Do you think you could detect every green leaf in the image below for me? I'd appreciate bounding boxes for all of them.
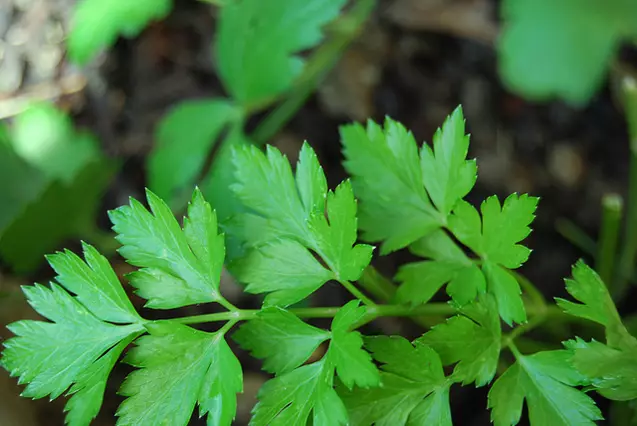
[480,194,538,268]
[232,144,310,243]
[556,260,637,348]
[1,283,142,417]
[498,0,637,105]
[65,335,137,426]
[230,143,372,305]
[216,0,346,106]
[308,181,375,281]
[328,301,380,389]
[0,105,114,273]
[565,338,637,401]
[232,307,330,375]
[420,105,477,216]
[0,143,47,235]
[233,239,333,307]
[488,350,602,426]
[149,99,238,209]
[448,194,537,324]
[110,188,225,308]
[117,322,242,426]
[482,261,526,326]
[0,160,115,273]
[396,229,485,306]
[339,336,451,425]
[251,358,347,426]
[418,294,500,386]
[340,118,440,253]
[46,242,139,324]
[9,104,99,184]
[68,0,172,64]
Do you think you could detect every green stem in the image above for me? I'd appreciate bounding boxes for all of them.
[502,313,549,348]
[507,340,522,359]
[555,218,597,256]
[358,265,397,302]
[617,75,637,299]
[597,193,623,287]
[250,0,376,144]
[218,297,239,312]
[338,278,376,306]
[169,303,456,325]
[218,319,238,335]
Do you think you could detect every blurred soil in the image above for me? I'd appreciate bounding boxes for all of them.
[0,0,635,424]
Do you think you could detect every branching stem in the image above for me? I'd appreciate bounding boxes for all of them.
[169,303,457,325]
[338,278,376,306]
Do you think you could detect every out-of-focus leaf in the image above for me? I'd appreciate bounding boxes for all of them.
[149,99,238,209]
[0,160,116,273]
[0,144,47,235]
[9,104,99,184]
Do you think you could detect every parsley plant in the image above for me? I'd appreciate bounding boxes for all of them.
[3,106,637,425]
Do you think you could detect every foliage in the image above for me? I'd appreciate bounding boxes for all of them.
[498,0,637,105]
[0,104,114,273]
[147,0,356,215]
[67,0,172,64]
[4,106,637,425]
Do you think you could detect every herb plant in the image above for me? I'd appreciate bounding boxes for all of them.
[3,106,637,425]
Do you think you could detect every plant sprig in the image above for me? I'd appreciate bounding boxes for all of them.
[3,106,637,425]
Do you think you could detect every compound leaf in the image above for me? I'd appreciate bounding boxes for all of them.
[340,118,440,253]
[481,194,538,268]
[565,338,637,401]
[216,0,346,106]
[117,322,242,426]
[233,307,330,375]
[556,260,637,348]
[65,335,137,426]
[339,336,451,426]
[251,359,346,426]
[2,282,142,424]
[308,181,375,281]
[46,242,140,324]
[233,239,333,307]
[418,294,500,386]
[68,0,172,64]
[420,105,477,216]
[328,301,380,389]
[488,350,602,426]
[231,143,372,306]
[110,188,225,308]
[482,261,526,326]
[232,144,310,244]
[396,229,485,306]
[449,194,537,324]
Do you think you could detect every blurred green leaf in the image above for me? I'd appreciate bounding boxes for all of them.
[0,160,115,273]
[0,143,47,235]
[215,0,346,107]
[68,0,172,64]
[9,104,99,183]
[498,0,637,104]
[149,99,238,209]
